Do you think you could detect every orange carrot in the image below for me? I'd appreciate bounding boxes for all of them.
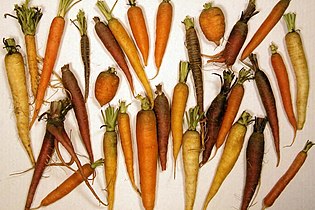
[127,0,149,66]
[30,0,81,128]
[241,0,291,60]
[154,0,173,74]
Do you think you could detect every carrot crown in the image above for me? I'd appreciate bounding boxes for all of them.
[183,16,195,30]
[283,12,297,33]
[42,98,72,125]
[302,140,315,153]
[178,61,190,83]
[236,111,253,127]
[155,84,165,96]
[101,105,119,132]
[248,53,260,72]
[185,106,203,131]
[253,117,268,133]
[220,70,235,95]
[91,158,104,169]
[236,68,253,85]
[4,0,43,36]
[203,2,213,10]
[240,0,258,23]
[118,101,131,114]
[136,94,152,111]
[270,42,279,55]
[57,0,82,18]
[71,9,87,36]
[128,0,137,7]
[96,0,118,22]
[3,38,19,55]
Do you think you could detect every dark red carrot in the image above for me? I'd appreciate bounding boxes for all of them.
[93,16,134,94]
[240,117,267,210]
[249,53,280,166]
[200,70,234,167]
[61,64,94,163]
[153,84,171,171]
[206,0,258,67]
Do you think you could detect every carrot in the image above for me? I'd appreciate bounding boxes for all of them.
[283,12,309,130]
[240,117,267,210]
[136,95,158,210]
[249,53,280,166]
[101,105,119,210]
[117,101,141,195]
[182,106,202,210]
[153,84,171,171]
[200,70,234,167]
[3,38,35,166]
[5,0,42,98]
[94,67,120,107]
[61,64,94,163]
[127,0,149,66]
[263,140,315,209]
[171,61,190,177]
[202,111,252,210]
[206,0,258,67]
[24,99,69,210]
[198,2,225,46]
[270,43,297,144]
[35,159,104,209]
[154,0,173,73]
[96,0,153,107]
[93,16,134,94]
[30,0,81,128]
[240,0,291,60]
[214,68,252,155]
[72,9,90,102]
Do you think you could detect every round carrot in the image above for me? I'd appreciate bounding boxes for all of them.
[198,2,225,46]
[263,141,314,209]
[3,38,35,166]
[117,101,141,195]
[283,13,309,130]
[241,0,291,60]
[93,16,134,94]
[127,0,149,66]
[96,0,154,107]
[171,61,190,177]
[249,53,280,166]
[30,0,80,128]
[270,43,297,144]
[94,67,120,107]
[240,117,268,210]
[203,111,252,210]
[154,0,173,73]
[153,84,171,171]
[101,105,119,210]
[136,95,158,210]
[182,106,202,210]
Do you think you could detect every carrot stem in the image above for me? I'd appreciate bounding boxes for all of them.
[283,12,296,33]
[57,0,82,17]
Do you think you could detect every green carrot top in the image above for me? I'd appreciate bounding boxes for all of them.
[203,2,213,10]
[283,12,297,33]
[178,61,190,83]
[302,140,315,154]
[270,42,279,55]
[185,106,203,131]
[72,9,87,36]
[236,68,253,85]
[136,94,152,111]
[236,111,253,127]
[57,0,82,17]
[3,38,20,55]
[183,16,195,30]
[101,105,119,132]
[91,158,104,169]
[96,0,118,22]
[118,101,131,114]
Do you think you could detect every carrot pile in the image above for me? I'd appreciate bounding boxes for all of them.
[2,0,314,209]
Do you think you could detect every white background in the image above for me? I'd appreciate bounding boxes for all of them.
[0,0,315,210]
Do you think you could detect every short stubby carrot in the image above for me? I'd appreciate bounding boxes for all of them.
[241,0,291,60]
[263,141,315,209]
[127,0,149,66]
[283,13,309,130]
[3,38,35,166]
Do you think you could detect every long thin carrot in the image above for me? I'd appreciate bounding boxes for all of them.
[154,0,173,73]
[127,0,149,66]
[270,43,297,144]
[3,38,35,166]
[241,0,291,60]
[249,53,280,166]
[30,0,81,128]
[136,95,158,210]
[263,140,315,209]
[283,12,309,130]
[96,0,153,107]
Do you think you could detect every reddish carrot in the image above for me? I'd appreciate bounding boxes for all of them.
[30,0,81,128]
[93,16,134,94]
[249,53,280,166]
[206,0,258,67]
[241,0,291,60]
[61,64,94,163]
[127,0,149,66]
[153,84,171,171]
[270,43,297,144]
[263,141,315,209]
[240,117,267,210]
[200,70,234,167]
